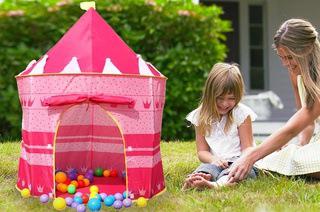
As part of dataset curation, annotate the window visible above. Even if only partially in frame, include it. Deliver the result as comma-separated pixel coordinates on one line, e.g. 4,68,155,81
249,5,264,90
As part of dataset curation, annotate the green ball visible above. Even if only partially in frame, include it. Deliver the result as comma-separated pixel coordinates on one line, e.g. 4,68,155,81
94,168,103,177
67,184,76,194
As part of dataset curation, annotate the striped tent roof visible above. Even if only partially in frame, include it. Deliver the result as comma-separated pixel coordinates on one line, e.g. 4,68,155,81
19,8,163,77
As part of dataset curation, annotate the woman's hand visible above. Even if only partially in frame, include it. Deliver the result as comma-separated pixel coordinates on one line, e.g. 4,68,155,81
227,148,255,183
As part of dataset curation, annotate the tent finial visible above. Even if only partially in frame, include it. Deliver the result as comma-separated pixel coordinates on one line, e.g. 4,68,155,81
80,1,96,11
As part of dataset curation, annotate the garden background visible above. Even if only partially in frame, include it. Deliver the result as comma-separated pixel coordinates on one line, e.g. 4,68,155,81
0,0,230,141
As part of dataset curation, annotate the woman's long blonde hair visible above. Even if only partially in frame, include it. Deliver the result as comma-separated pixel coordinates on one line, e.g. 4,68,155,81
273,18,320,108
198,63,244,136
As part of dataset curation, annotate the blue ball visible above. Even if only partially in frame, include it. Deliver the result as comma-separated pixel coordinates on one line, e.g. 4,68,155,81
122,191,128,199
74,196,83,204
87,198,101,211
104,195,115,207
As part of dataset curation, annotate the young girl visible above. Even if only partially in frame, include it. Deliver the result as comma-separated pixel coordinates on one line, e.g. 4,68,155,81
183,62,257,190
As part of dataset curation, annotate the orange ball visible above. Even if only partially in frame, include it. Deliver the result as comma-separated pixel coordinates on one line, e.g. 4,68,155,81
59,184,68,193
77,175,84,181
55,172,67,183
83,178,90,187
103,170,110,177
70,180,79,188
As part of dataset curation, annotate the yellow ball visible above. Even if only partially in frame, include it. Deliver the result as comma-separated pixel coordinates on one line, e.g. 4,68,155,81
89,185,99,193
137,197,147,207
89,192,98,199
21,188,31,198
53,197,66,211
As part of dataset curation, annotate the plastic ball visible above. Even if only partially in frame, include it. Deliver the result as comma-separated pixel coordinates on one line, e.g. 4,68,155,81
65,197,73,206
110,169,117,177
53,197,66,211
122,191,128,199
75,192,83,197
77,204,87,212
86,169,94,175
67,184,76,194
21,188,31,198
94,168,103,177
68,168,78,174
113,200,123,209
84,173,94,183
137,197,147,207
114,192,123,201
89,185,99,193
77,175,84,181
89,192,98,199
87,198,101,211
71,202,79,208
122,198,132,208
74,196,83,204
103,169,110,177
39,194,49,203
69,172,78,181
104,195,115,207
64,178,71,185
78,180,85,188
83,178,90,187
58,183,68,193
82,194,89,204
99,193,107,201
70,180,79,188
55,172,67,183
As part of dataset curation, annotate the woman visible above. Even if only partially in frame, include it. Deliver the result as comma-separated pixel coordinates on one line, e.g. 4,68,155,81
228,18,320,182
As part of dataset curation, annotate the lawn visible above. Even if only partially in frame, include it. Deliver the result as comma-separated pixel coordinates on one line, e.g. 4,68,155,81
1,141,320,211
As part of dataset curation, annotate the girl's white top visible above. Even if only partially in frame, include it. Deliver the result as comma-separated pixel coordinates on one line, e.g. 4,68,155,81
186,103,257,161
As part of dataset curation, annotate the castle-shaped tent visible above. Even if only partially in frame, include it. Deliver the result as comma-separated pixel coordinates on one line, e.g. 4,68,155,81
16,8,166,199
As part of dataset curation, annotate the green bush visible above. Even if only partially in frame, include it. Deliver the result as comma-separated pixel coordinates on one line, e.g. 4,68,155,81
0,0,230,140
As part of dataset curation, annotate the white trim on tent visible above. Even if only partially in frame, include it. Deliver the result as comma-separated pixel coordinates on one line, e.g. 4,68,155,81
137,55,154,76
28,54,48,75
61,57,81,74
147,62,163,76
102,58,122,74
19,59,37,76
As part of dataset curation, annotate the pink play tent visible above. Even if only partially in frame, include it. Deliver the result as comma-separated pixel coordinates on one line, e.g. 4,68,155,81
15,8,166,199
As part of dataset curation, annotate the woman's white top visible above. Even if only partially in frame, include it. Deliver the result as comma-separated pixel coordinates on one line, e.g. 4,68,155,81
186,103,257,161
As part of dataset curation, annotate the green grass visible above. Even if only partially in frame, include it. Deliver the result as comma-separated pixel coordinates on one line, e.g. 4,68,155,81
1,141,320,211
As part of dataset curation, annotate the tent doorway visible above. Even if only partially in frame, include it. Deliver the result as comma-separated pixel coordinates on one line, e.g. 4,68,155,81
54,103,127,197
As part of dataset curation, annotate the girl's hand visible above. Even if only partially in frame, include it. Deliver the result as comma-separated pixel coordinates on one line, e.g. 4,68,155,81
211,156,229,169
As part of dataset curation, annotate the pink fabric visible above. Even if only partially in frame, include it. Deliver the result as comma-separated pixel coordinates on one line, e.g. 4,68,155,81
22,130,55,146
21,9,146,75
17,158,53,196
43,94,134,106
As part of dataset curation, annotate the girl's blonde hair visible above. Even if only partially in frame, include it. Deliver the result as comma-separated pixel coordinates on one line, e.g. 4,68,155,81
198,63,244,136
273,18,320,108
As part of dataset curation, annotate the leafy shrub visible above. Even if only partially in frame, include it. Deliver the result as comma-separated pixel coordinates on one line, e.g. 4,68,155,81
0,0,230,140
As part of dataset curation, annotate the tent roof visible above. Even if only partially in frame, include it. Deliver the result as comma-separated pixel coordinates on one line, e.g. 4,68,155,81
19,8,163,77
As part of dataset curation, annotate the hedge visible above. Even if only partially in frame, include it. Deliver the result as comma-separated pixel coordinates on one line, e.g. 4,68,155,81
0,0,230,141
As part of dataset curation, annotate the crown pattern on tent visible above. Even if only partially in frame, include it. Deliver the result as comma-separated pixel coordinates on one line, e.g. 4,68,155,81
18,8,164,78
